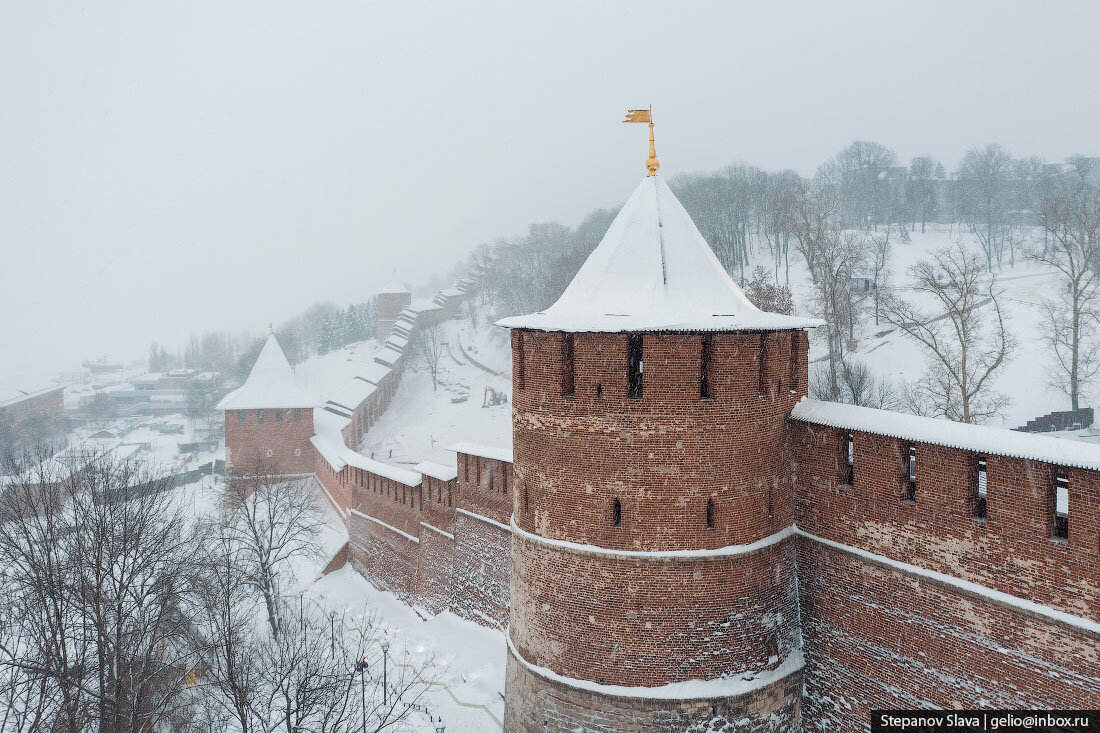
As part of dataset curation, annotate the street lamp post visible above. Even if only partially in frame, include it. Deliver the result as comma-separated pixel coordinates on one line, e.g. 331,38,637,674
329,610,336,657
381,640,391,706
355,657,369,733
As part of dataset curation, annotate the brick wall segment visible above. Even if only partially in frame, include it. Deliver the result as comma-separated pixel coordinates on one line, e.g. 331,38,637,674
504,646,802,733
224,406,317,476
798,537,1100,731
511,329,808,552
791,420,1100,623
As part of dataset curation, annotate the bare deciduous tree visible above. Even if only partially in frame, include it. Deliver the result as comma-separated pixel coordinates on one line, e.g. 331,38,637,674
743,266,793,315
0,449,205,733
222,457,326,641
883,245,1016,423
955,144,1021,271
1028,180,1100,410
193,536,435,733
412,324,445,392
788,182,867,398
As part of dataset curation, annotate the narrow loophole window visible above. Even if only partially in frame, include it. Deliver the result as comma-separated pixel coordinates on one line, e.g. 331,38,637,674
758,333,769,396
516,332,526,390
904,445,916,501
628,335,643,400
790,332,800,391
612,498,622,528
840,433,855,486
974,457,988,519
1053,472,1069,539
700,334,712,400
561,333,575,397
706,498,715,529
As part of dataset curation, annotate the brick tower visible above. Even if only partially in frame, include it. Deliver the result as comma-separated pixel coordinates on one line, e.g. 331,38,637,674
218,333,320,477
376,277,412,342
498,170,821,731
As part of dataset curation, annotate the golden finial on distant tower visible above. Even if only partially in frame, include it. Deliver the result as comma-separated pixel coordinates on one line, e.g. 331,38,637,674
623,106,659,176
268,322,273,334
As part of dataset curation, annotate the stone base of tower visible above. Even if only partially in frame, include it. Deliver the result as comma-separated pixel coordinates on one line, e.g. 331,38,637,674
503,646,802,733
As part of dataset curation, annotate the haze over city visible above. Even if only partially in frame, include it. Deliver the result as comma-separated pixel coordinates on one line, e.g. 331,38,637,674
3,0,1100,391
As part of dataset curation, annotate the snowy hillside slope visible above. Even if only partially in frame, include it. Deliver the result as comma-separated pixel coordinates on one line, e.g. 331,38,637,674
777,225,1074,430
293,225,1089,477
360,321,513,466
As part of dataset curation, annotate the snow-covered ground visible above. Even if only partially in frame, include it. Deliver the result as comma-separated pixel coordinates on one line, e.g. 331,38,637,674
308,567,507,732
294,338,385,399
775,224,1072,430
64,410,224,471
358,321,513,467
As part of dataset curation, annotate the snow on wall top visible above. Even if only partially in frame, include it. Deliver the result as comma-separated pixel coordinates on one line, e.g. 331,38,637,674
342,451,422,486
413,460,458,482
447,441,514,464
356,364,392,385
496,175,823,333
791,398,1100,472
216,335,321,410
327,379,377,413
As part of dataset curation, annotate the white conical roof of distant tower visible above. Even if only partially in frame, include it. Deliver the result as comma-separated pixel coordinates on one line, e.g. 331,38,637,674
379,274,409,295
496,175,823,332
216,334,321,410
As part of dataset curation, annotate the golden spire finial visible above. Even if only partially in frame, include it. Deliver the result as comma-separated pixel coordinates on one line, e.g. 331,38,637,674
623,106,658,176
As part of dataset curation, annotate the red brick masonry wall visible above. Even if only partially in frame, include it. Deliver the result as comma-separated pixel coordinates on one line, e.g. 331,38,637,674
791,420,1100,730
505,328,807,731
504,647,802,733
0,385,64,425
225,407,316,475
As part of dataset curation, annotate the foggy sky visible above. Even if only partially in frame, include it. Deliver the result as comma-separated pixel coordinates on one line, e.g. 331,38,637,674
2,0,1099,391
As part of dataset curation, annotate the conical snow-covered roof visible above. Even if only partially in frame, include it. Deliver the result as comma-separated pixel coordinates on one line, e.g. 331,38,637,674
496,175,822,333
379,274,409,295
216,335,321,410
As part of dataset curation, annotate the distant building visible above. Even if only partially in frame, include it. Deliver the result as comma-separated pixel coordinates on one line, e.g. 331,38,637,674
376,277,412,342
0,384,67,455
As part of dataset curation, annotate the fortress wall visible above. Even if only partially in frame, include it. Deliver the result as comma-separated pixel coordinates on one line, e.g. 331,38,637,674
416,522,455,615
504,649,802,733
792,419,1100,730
791,421,1100,623
225,407,316,475
798,537,1100,731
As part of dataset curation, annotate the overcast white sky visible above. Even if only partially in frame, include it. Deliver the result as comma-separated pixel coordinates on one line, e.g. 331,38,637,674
2,0,1099,392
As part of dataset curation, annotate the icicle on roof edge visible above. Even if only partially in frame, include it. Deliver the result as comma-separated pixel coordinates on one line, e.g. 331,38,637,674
496,174,822,333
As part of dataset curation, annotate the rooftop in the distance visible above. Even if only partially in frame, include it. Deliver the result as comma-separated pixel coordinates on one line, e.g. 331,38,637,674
497,174,822,333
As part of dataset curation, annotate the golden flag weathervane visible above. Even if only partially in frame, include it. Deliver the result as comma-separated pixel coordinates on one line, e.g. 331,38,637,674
623,106,659,176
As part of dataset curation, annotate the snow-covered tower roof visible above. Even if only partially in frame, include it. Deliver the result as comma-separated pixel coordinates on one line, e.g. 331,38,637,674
378,274,410,295
496,174,822,333
216,334,321,410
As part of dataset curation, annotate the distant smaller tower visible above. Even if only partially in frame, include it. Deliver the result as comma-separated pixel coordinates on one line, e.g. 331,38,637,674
376,276,412,342
217,333,320,476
